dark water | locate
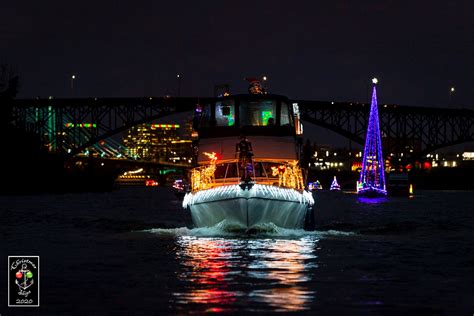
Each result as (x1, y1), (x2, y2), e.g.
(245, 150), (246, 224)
(1, 188), (474, 314)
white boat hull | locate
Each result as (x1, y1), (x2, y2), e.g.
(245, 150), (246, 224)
(183, 184), (314, 229)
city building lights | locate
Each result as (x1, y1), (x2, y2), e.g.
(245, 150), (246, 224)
(463, 152), (474, 160)
(123, 123), (193, 163)
(65, 123), (97, 128)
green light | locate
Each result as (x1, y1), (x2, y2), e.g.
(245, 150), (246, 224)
(161, 168), (177, 175)
(149, 124), (180, 129)
(64, 123), (97, 128)
(225, 109), (234, 126)
(47, 106), (56, 150)
(262, 111), (273, 126)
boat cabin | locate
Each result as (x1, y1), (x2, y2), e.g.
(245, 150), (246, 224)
(190, 94), (305, 190)
(194, 94), (300, 138)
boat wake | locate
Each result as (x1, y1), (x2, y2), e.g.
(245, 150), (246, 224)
(140, 219), (355, 238)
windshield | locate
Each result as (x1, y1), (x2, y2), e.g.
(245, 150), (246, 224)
(215, 100), (235, 127)
(240, 100), (277, 127)
(281, 101), (292, 126)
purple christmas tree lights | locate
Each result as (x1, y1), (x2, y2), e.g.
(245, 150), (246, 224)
(330, 176), (341, 191)
(358, 79), (387, 196)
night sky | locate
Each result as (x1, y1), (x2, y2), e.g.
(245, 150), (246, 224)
(1, 1), (472, 107)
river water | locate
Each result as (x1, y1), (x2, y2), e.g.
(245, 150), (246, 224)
(1, 188), (473, 314)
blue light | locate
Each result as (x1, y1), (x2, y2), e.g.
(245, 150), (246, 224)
(358, 85), (387, 196)
(357, 196), (388, 204)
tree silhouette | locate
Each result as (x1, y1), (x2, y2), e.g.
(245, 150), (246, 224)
(0, 64), (19, 126)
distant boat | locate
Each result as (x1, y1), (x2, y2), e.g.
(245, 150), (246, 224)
(387, 173), (412, 196)
(308, 180), (323, 191)
(116, 170), (157, 187)
(330, 176), (341, 191)
(172, 179), (188, 199)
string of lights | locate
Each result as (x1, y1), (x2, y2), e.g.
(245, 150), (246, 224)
(271, 161), (305, 190)
(358, 80), (387, 196)
(183, 184), (314, 208)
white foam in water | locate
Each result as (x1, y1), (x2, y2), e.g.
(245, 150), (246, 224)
(141, 219), (355, 238)
(318, 230), (356, 237)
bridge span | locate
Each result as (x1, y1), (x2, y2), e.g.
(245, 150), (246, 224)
(11, 97), (474, 158)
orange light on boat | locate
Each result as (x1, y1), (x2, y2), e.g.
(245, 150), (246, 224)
(203, 152), (218, 162)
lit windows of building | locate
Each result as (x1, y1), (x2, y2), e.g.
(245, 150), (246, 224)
(122, 123), (194, 164)
(462, 152), (474, 160)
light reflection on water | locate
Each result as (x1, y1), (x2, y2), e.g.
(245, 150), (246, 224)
(173, 235), (318, 312)
(357, 196), (389, 204)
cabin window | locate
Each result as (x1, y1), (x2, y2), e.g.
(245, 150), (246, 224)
(240, 100), (277, 126)
(215, 101), (235, 127)
(199, 104), (212, 127)
(281, 101), (290, 126)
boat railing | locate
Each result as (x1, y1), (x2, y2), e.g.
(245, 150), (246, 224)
(213, 177), (279, 186)
(190, 160), (304, 191)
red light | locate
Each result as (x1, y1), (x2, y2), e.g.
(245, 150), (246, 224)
(145, 180), (159, 187)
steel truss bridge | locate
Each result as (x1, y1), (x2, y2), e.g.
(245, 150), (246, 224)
(11, 97), (474, 159)
(298, 100), (474, 156)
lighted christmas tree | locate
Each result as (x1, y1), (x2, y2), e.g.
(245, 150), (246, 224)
(330, 176), (341, 191)
(358, 78), (387, 196)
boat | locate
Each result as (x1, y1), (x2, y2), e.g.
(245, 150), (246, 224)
(172, 178), (188, 199)
(308, 180), (323, 191)
(387, 173), (412, 196)
(357, 80), (387, 197)
(116, 170), (158, 187)
(329, 176), (341, 191)
(182, 88), (314, 230)
(145, 179), (159, 187)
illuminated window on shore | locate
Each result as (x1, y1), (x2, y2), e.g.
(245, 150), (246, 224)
(463, 152), (474, 160)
